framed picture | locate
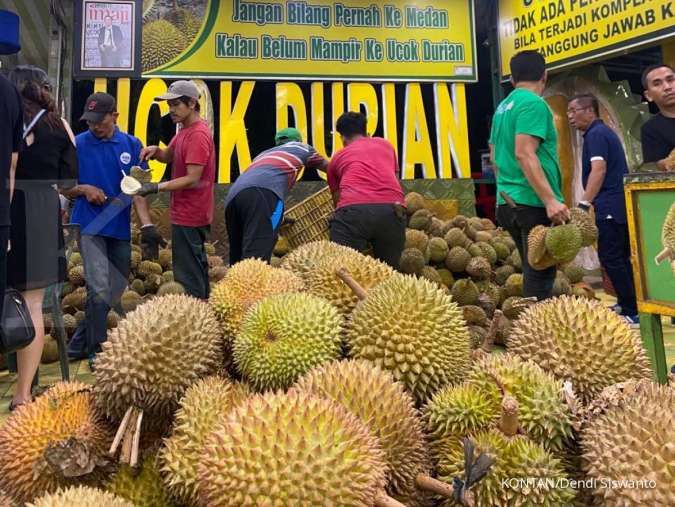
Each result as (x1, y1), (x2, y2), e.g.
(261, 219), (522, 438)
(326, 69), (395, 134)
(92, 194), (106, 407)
(625, 173), (675, 317)
(73, 0), (141, 78)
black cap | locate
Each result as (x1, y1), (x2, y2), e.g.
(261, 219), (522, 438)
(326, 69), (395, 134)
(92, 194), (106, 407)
(80, 92), (116, 122)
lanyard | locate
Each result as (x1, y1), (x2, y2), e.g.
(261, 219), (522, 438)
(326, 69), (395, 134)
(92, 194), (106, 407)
(23, 109), (46, 139)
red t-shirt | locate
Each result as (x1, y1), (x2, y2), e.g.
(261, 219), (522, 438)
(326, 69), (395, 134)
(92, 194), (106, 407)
(169, 120), (216, 227)
(327, 137), (404, 209)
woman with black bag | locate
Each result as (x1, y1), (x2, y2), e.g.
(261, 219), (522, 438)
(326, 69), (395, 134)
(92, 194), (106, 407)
(6, 77), (77, 410)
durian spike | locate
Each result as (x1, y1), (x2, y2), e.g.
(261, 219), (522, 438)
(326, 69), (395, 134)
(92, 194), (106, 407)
(654, 247), (671, 265)
(109, 406), (133, 456)
(373, 492), (407, 507)
(336, 268), (368, 301)
(499, 395), (520, 437)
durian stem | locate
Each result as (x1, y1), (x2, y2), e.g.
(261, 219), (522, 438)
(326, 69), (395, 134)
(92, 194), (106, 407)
(481, 309), (502, 353)
(373, 492), (407, 507)
(655, 247), (672, 265)
(120, 422), (134, 464)
(130, 409), (144, 468)
(109, 406), (133, 456)
(336, 268), (367, 300)
(416, 473), (455, 498)
(499, 395), (520, 437)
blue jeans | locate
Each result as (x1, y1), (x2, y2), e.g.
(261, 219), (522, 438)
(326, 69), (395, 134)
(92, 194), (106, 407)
(68, 234), (130, 359)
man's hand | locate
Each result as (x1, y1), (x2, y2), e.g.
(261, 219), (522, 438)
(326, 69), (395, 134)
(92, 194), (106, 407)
(81, 184), (106, 205)
(140, 225), (167, 260)
(545, 200), (570, 225)
(139, 146), (159, 162)
(663, 149), (675, 172)
(137, 182), (159, 197)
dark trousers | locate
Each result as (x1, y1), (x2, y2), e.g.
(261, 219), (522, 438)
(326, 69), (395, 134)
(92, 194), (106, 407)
(496, 204), (556, 300)
(172, 225), (210, 300)
(0, 226), (8, 306)
(329, 203), (406, 269)
(596, 219), (637, 316)
(225, 187), (283, 265)
(69, 235), (130, 359)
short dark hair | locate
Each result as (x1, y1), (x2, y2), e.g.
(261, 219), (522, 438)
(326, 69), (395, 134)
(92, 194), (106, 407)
(177, 95), (200, 112)
(641, 63), (675, 88)
(510, 51), (546, 83)
(336, 111), (367, 138)
(570, 93), (599, 116)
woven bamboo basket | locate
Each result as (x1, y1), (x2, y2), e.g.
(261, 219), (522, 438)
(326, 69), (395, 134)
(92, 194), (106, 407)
(280, 186), (334, 249)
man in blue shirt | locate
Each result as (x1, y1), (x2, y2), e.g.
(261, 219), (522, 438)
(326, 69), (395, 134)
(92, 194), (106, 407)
(567, 93), (638, 325)
(66, 92), (164, 365)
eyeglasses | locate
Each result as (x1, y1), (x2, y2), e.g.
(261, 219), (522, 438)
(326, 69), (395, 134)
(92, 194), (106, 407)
(567, 106), (591, 114)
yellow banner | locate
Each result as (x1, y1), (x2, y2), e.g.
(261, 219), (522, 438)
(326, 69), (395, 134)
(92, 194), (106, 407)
(498, 0), (675, 77)
(143, 0), (477, 81)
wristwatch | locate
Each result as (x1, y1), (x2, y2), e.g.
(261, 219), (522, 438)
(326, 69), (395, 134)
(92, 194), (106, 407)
(578, 200), (591, 211)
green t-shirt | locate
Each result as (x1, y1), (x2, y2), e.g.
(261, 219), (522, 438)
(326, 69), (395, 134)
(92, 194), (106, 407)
(489, 88), (564, 207)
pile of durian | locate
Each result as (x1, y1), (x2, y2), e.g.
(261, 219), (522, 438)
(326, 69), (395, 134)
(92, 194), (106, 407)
(0, 196), (670, 507)
(40, 229), (226, 365)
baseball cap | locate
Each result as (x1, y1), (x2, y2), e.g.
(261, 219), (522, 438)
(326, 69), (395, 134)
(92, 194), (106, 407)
(155, 80), (200, 101)
(80, 92), (116, 122)
(275, 127), (302, 145)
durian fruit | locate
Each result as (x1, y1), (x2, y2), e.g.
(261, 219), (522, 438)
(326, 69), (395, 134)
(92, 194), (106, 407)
(462, 305), (488, 326)
(161, 270), (174, 284)
(545, 224), (583, 263)
(428, 217), (445, 238)
(120, 290), (142, 313)
(452, 214), (468, 229)
(64, 287), (87, 312)
(435, 430), (575, 507)
(466, 256), (492, 281)
(552, 272), (572, 296)
(508, 296), (652, 404)
(474, 241), (498, 265)
(405, 229), (429, 253)
(156, 281), (185, 296)
(468, 325), (488, 349)
(107, 452), (174, 507)
(427, 237), (449, 263)
(161, 377), (250, 505)
(295, 360), (433, 505)
(157, 249), (172, 270)
(130, 278), (145, 295)
(60, 282), (74, 297)
(563, 263), (584, 284)
(208, 265), (228, 282)
(68, 251), (83, 268)
(346, 275), (472, 403)
(581, 381), (674, 506)
(503, 273), (523, 297)
(204, 242), (216, 256)
(196, 390), (388, 506)
(655, 202), (675, 275)
(74, 310), (86, 325)
(437, 268), (455, 287)
(306, 252), (393, 315)
(444, 228), (470, 249)
(210, 259), (305, 338)
(409, 209), (433, 230)
(467, 354), (574, 451)
(527, 225), (557, 270)
(419, 265), (442, 286)
(445, 246), (471, 272)
(106, 310), (120, 329)
(490, 239), (511, 261)
(144, 274), (162, 294)
(165, 7), (202, 41)
(569, 208), (598, 247)
(280, 240), (354, 280)
(130, 251), (141, 271)
(233, 293), (342, 391)
(405, 192), (425, 215)
(450, 278), (480, 306)
(130, 165), (152, 184)
(141, 20), (188, 72)
(26, 486), (133, 507)
(62, 313), (77, 335)
(0, 382), (111, 503)
(207, 255), (224, 269)
(41, 335), (59, 364)
(506, 248), (522, 270)
(137, 260), (162, 278)
(94, 295), (222, 428)
(501, 296), (529, 320)
(68, 265), (85, 286)
(495, 264), (516, 285)
(399, 248), (426, 274)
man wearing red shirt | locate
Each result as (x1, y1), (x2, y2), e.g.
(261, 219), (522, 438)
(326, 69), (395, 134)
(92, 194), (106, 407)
(328, 111), (406, 268)
(138, 80), (215, 299)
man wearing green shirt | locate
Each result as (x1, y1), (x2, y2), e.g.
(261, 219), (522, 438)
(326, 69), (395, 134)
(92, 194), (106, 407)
(490, 50), (569, 300)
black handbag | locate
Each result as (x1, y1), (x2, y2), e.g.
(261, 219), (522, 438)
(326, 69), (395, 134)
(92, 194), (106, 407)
(0, 288), (35, 354)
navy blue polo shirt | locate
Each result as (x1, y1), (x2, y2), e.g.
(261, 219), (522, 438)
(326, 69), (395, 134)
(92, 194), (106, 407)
(581, 120), (628, 223)
(71, 128), (146, 240)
